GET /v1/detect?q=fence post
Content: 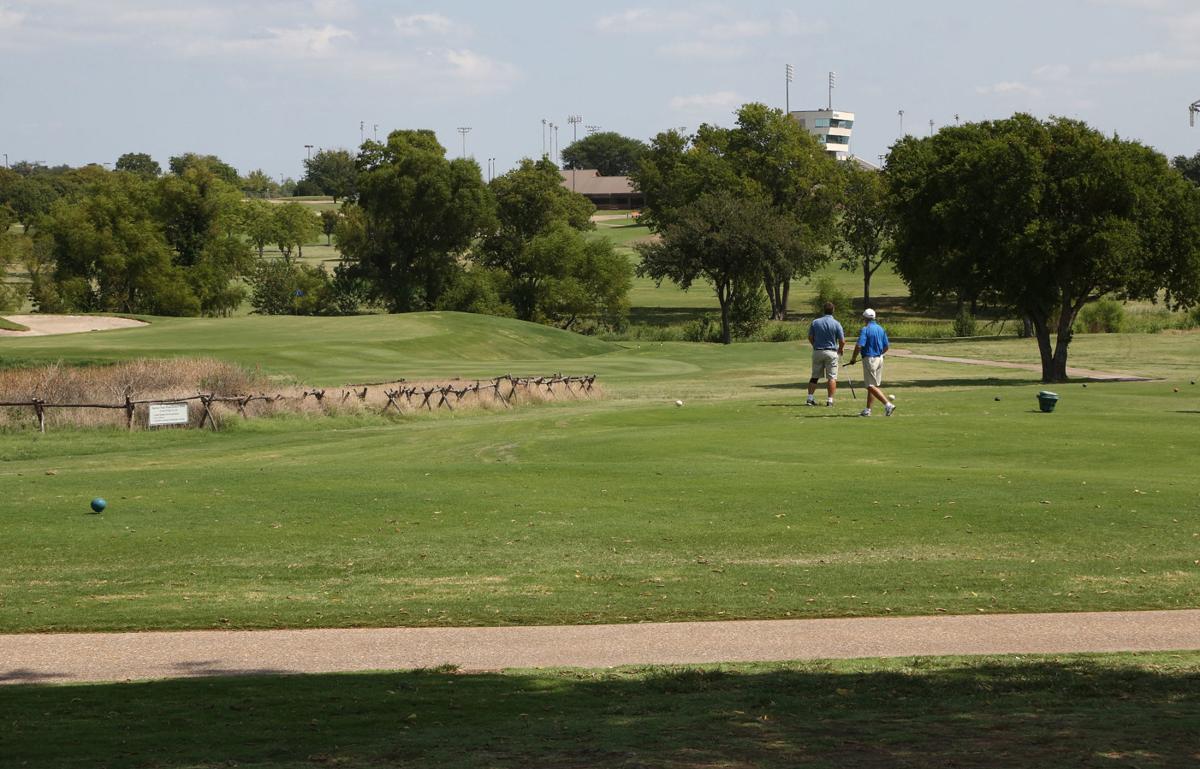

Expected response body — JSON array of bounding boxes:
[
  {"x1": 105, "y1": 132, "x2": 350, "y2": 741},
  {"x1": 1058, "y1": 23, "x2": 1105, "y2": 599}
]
[
  {"x1": 33, "y1": 399, "x2": 45, "y2": 433},
  {"x1": 124, "y1": 395, "x2": 135, "y2": 431}
]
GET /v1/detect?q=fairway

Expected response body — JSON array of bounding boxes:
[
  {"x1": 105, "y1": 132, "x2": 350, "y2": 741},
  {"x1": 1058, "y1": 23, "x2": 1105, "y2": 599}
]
[{"x1": 1, "y1": 314, "x2": 1198, "y2": 633}]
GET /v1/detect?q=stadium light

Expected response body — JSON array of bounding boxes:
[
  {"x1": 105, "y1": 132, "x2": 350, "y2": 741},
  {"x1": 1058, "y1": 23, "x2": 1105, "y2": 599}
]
[
  {"x1": 1191, "y1": 99, "x2": 1200, "y2": 127},
  {"x1": 457, "y1": 127, "x2": 472, "y2": 158}
]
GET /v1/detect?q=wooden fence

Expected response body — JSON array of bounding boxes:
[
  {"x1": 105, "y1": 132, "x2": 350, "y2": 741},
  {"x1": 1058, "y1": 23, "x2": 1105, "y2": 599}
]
[{"x1": 0, "y1": 374, "x2": 598, "y2": 433}]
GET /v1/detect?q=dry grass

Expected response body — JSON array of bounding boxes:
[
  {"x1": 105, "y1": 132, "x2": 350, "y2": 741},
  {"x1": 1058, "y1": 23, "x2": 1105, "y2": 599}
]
[{"x1": 0, "y1": 359, "x2": 603, "y2": 431}]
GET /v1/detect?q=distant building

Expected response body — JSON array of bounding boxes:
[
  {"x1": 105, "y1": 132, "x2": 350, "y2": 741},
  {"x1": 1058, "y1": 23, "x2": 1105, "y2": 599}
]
[
  {"x1": 788, "y1": 109, "x2": 855, "y2": 160},
  {"x1": 559, "y1": 169, "x2": 643, "y2": 210}
]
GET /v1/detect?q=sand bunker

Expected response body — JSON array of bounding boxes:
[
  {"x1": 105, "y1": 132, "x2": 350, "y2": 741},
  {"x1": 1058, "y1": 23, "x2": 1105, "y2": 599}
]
[{"x1": 0, "y1": 314, "x2": 148, "y2": 337}]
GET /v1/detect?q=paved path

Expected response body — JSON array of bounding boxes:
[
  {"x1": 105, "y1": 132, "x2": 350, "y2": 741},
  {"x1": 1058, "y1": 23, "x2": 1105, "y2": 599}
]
[
  {"x1": 3, "y1": 609, "x2": 1198, "y2": 685},
  {"x1": 889, "y1": 349, "x2": 1154, "y2": 381}
]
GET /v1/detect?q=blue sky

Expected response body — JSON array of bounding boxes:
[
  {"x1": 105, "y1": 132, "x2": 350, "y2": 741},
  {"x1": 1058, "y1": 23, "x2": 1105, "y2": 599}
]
[{"x1": 2, "y1": 0, "x2": 1198, "y2": 180}]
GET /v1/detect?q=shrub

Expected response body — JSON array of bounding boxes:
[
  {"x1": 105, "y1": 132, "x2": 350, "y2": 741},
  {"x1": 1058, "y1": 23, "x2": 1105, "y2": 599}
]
[
  {"x1": 728, "y1": 284, "x2": 770, "y2": 339},
  {"x1": 249, "y1": 260, "x2": 332, "y2": 315},
  {"x1": 1076, "y1": 298, "x2": 1125, "y2": 333},
  {"x1": 953, "y1": 307, "x2": 977, "y2": 337},
  {"x1": 808, "y1": 275, "x2": 852, "y2": 317}
]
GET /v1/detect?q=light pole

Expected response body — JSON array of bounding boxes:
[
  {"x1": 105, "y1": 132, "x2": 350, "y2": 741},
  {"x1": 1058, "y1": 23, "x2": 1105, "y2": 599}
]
[
  {"x1": 898, "y1": 109, "x2": 905, "y2": 136},
  {"x1": 373, "y1": 124, "x2": 378, "y2": 141},
  {"x1": 304, "y1": 144, "x2": 313, "y2": 160},
  {"x1": 878, "y1": 154, "x2": 885, "y2": 168},
  {"x1": 567, "y1": 114, "x2": 582, "y2": 188},
  {"x1": 541, "y1": 119, "x2": 548, "y2": 158},
  {"x1": 457, "y1": 127, "x2": 472, "y2": 158},
  {"x1": 1191, "y1": 99, "x2": 1200, "y2": 126},
  {"x1": 785, "y1": 63, "x2": 794, "y2": 114},
  {"x1": 359, "y1": 121, "x2": 364, "y2": 144},
  {"x1": 929, "y1": 119, "x2": 935, "y2": 137},
  {"x1": 827, "y1": 71, "x2": 836, "y2": 111},
  {"x1": 2, "y1": 153, "x2": 7, "y2": 168},
  {"x1": 954, "y1": 113, "x2": 960, "y2": 126}
]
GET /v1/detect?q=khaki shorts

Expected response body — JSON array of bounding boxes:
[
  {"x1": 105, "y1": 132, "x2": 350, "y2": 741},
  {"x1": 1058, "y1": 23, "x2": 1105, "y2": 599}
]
[
  {"x1": 811, "y1": 349, "x2": 839, "y2": 380},
  {"x1": 862, "y1": 356, "x2": 884, "y2": 387}
]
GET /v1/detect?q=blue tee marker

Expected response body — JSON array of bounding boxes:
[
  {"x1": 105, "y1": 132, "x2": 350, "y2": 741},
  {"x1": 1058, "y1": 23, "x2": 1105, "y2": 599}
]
[{"x1": 90, "y1": 498, "x2": 107, "y2": 513}]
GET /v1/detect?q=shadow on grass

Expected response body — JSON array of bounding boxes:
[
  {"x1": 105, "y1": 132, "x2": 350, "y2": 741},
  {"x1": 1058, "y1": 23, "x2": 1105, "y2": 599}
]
[
  {"x1": 629, "y1": 306, "x2": 711, "y2": 327},
  {"x1": 757, "y1": 377, "x2": 1041, "y2": 391},
  {"x1": 2, "y1": 656, "x2": 1197, "y2": 768}
]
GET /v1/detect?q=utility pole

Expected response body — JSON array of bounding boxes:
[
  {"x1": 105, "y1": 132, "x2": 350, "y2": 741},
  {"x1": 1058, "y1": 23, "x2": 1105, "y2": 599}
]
[
  {"x1": 785, "y1": 63, "x2": 794, "y2": 114},
  {"x1": 567, "y1": 114, "x2": 582, "y2": 189},
  {"x1": 827, "y1": 71, "x2": 836, "y2": 111},
  {"x1": 457, "y1": 126, "x2": 472, "y2": 158}
]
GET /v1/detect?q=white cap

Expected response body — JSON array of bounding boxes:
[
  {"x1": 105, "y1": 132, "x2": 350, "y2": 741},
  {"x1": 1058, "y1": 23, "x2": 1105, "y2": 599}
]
[{"x1": 862, "y1": 308, "x2": 876, "y2": 319}]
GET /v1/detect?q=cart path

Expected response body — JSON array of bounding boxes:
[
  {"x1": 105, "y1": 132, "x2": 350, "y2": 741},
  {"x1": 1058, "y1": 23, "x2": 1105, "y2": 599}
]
[
  {"x1": 3, "y1": 609, "x2": 1198, "y2": 685},
  {"x1": 889, "y1": 349, "x2": 1155, "y2": 381}
]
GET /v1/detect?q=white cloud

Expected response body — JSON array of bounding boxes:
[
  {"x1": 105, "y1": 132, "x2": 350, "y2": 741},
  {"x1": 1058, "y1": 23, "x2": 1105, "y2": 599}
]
[
  {"x1": 1091, "y1": 51, "x2": 1199, "y2": 73},
  {"x1": 669, "y1": 90, "x2": 741, "y2": 110},
  {"x1": 394, "y1": 13, "x2": 453, "y2": 37},
  {"x1": 194, "y1": 24, "x2": 353, "y2": 58},
  {"x1": 441, "y1": 47, "x2": 519, "y2": 88},
  {"x1": 699, "y1": 20, "x2": 770, "y2": 40},
  {"x1": 658, "y1": 41, "x2": 746, "y2": 59},
  {"x1": 975, "y1": 81, "x2": 1041, "y2": 96},
  {"x1": 312, "y1": 0, "x2": 355, "y2": 18},
  {"x1": 1032, "y1": 63, "x2": 1071, "y2": 81},
  {"x1": 596, "y1": 8, "x2": 696, "y2": 32},
  {"x1": 778, "y1": 10, "x2": 828, "y2": 36},
  {"x1": 0, "y1": 6, "x2": 26, "y2": 29}
]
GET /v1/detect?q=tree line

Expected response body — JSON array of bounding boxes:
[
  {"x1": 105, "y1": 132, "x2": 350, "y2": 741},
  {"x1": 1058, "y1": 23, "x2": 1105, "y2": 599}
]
[{"x1": 3, "y1": 109, "x2": 1199, "y2": 381}]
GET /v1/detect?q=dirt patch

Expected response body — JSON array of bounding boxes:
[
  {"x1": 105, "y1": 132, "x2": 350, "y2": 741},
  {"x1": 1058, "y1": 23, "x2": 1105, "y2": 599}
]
[{"x1": 0, "y1": 314, "x2": 147, "y2": 337}]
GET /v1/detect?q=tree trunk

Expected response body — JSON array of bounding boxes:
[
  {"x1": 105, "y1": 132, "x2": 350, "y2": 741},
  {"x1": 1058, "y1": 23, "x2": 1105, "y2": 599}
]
[
  {"x1": 862, "y1": 256, "x2": 872, "y2": 309},
  {"x1": 1049, "y1": 302, "x2": 1083, "y2": 382},
  {"x1": 717, "y1": 284, "x2": 732, "y2": 345},
  {"x1": 1030, "y1": 315, "x2": 1055, "y2": 383}
]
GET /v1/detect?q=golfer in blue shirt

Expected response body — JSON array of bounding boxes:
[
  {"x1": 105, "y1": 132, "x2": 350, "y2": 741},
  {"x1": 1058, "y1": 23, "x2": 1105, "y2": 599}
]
[
  {"x1": 806, "y1": 302, "x2": 845, "y2": 407},
  {"x1": 848, "y1": 308, "x2": 895, "y2": 417}
]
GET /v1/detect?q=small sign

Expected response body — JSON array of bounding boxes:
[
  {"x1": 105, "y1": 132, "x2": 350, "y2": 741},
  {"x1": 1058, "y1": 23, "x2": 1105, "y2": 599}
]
[{"x1": 148, "y1": 402, "x2": 189, "y2": 427}]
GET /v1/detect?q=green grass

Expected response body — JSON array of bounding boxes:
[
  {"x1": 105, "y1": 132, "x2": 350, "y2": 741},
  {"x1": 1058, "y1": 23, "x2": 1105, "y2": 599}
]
[
  {"x1": 1, "y1": 315, "x2": 1198, "y2": 633},
  {"x1": 0, "y1": 312, "x2": 617, "y2": 385},
  {"x1": 0, "y1": 316, "x2": 29, "y2": 332},
  {"x1": 2, "y1": 652, "x2": 1197, "y2": 768}
]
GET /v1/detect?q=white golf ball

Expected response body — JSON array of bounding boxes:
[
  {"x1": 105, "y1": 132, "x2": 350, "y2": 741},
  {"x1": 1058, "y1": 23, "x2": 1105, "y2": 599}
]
[
  {"x1": 675, "y1": 399, "x2": 684, "y2": 407},
  {"x1": 888, "y1": 394, "x2": 896, "y2": 401}
]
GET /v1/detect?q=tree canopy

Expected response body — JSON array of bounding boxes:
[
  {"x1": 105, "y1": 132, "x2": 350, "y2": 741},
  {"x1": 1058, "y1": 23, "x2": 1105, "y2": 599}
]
[
  {"x1": 888, "y1": 114, "x2": 1200, "y2": 381},
  {"x1": 561, "y1": 132, "x2": 648, "y2": 177},
  {"x1": 335, "y1": 130, "x2": 494, "y2": 312},
  {"x1": 303, "y1": 148, "x2": 358, "y2": 201},
  {"x1": 833, "y1": 163, "x2": 893, "y2": 307},
  {"x1": 115, "y1": 152, "x2": 161, "y2": 179},
  {"x1": 633, "y1": 103, "x2": 841, "y2": 322},
  {"x1": 474, "y1": 158, "x2": 628, "y2": 328}
]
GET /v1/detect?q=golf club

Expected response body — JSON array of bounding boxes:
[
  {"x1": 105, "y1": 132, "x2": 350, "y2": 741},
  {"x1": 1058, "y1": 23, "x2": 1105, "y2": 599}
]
[{"x1": 845, "y1": 362, "x2": 857, "y2": 399}]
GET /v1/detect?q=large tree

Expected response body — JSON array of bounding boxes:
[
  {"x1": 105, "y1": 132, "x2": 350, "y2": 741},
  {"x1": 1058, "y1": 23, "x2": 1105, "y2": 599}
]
[
  {"x1": 34, "y1": 173, "x2": 199, "y2": 315},
  {"x1": 271, "y1": 201, "x2": 321, "y2": 264},
  {"x1": 833, "y1": 163, "x2": 893, "y2": 307},
  {"x1": 889, "y1": 114, "x2": 1200, "y2": 382},
  {"x1": 637, "y1": 193, "x2": 800, "y2": 344},
  {"x1": 335, "y1": 130, "x2": 493, "y2": 312},
  {"x1": 476, "y1": 158, "x2": 629, "y2": 327},
  {"x1": 168, "y1": 153, "x2": 240, "y2": 185},
  {"x1": 633, "y1": 103, "x2": 841, "y2": 320},
  {"x1": 1174, "y1": 151, "x2": 1200, "y2": 186},
  {"x1": 561, "y1": 131, "x2": 648, "y2": 177},
  {"x1": 115, "y1": 152, "x2": 161, "y2": 179},
  {"x1": 303, "y1": 148, "x2": 358, "y2": 202}
]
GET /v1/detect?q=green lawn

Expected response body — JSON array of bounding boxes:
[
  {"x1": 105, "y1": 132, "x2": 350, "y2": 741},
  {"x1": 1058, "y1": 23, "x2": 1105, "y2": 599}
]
[
  {"x1": 3, "y1": 652, "x2": 1197, "y2": 768},
  {"x1": 1, "y1": 314, "x2": 1198, "y2": 633}
]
